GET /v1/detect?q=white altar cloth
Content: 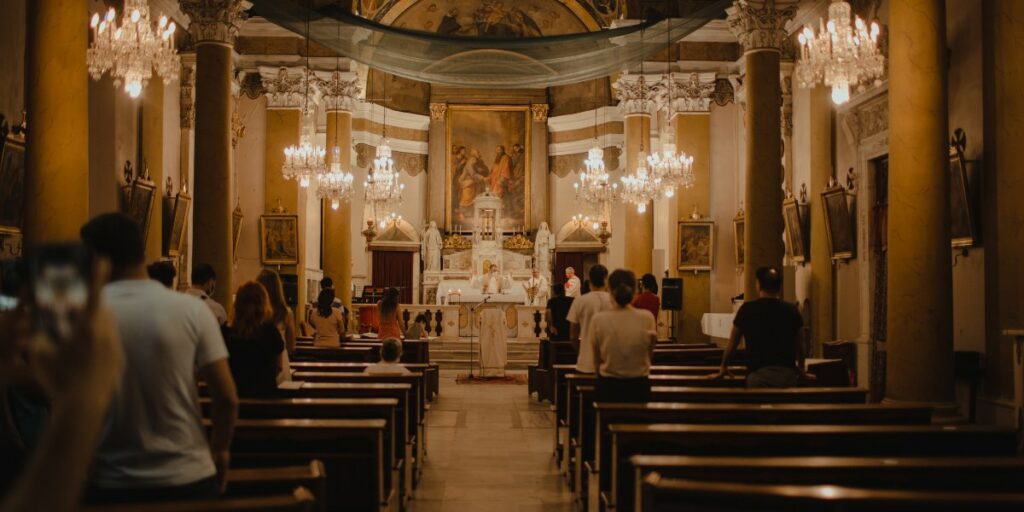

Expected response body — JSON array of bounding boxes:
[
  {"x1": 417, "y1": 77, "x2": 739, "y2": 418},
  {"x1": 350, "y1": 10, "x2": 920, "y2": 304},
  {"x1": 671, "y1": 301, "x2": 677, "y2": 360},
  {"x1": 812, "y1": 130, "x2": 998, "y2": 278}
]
[
  {"x1": 478, "y1": 308, "x2": 508, "y2": 377},
  {"x1": 436, "y1": 280, "x2": 527, "y2": 305}
]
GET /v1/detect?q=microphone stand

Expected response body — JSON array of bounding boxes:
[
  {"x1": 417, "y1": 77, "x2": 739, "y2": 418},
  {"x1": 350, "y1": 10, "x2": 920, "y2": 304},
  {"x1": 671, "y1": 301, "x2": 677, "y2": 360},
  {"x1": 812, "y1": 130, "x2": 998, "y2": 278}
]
[{"x1": 468, "y1": 294, "x2": 490, "y2": 380}]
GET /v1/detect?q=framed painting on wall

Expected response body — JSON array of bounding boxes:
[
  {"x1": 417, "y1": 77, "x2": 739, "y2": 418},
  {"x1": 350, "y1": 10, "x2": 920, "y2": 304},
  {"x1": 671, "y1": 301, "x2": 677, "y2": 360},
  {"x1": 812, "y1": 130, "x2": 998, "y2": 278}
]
[
  {"x1": 232, "y1": 206, "x2": 244, "y2": 262},
  {"x1": 732, "y1": 210, "x2": 745, "y2": 267},
  {"x1": 162, "y1": 191, "x2": 191, "y2": 258},
  {"x1": 260, "y1": 214, "x2": 299, "y2": 266},
  {"x1": 783, "y1": 197, "x2": 810, "y2": 263},
  {"x1": 677, "y1": 220, "x2": 714, "y2": 271},
  {"x1": 445, "y1": 105, "x2": 530, "y2": 232},
  {"x1": 949, "y1": 141, "x2": 975, "y2": 247},
  {"x1": 821, "y1": 186, "x2": 856, "y2": 260},
  {"x1": 0, "y1": 130, "x2": 26, "y2": 231},
  {"x1": 122, "y1": 179, "x2": 157, "y2": 243}
]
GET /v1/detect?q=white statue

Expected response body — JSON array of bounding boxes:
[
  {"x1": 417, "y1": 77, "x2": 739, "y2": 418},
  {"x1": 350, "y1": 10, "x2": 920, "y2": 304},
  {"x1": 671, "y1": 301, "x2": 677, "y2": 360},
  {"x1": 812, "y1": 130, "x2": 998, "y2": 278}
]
[
  {"x1": 534, "y1": 221, "x2": 553, "y2": 272},
  {"x1": 422, "y1": 220, "x2": 443, "y2": 271},
  {"x1": 522, "y1": 268, "x2": 550, "y2": 306}
]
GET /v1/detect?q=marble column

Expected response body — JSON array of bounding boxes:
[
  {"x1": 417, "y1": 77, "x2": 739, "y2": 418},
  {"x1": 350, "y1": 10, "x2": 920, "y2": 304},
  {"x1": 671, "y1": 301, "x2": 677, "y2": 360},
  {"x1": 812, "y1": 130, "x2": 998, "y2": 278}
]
[
  {"x1": 180, "y1": 0, "x2": 246, "y2": 306},
  {"x1": 671, "y1": 72, "x2": 715, "y2": 343},
  {"x1": 319, "y1": 70, "x2": 360, "y2": 312},
  {"x1": 24, "y1": 0, "x2": 90, "y2": 244},
  {"x1": 141, "y1": 81, "x2": 165, "y2": 261},
  {"x1": 617, "y1": 74, "x2": 654, "y2": 275},
  {"x1": 983, "y1": 0, "x2": 1024, "y2": 423},
  {"x1": 727, "y1": 0, "x2": 796, "y2": 298},
  {"x1": 885, "y1": 0, "x2": 953, "y2": 407},
  {"x1": 808, "y1": 85, "x2": 834, "y2": 352}
]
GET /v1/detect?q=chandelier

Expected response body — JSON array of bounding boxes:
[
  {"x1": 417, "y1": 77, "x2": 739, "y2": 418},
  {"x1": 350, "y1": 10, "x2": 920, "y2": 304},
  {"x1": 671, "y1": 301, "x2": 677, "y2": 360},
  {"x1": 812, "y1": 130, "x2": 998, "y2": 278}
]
[
  {"x1": 574, "y1": 143, "x2": 618, "y2": 221},
  {"x1": 87, "y1": 0, "x2": 179, "y2": 98},
  {"x1": 647, "y1": 132, "x2": 695, "y2": 197},
  {"x1": 794, "y1": 0, "x2": 884, "y2": 105},
  {"x1": 620, "y1": 151, "x2": 663, "y2": 214},
  {"x1": 317, "y1": 147, "x2": 355, "y2": 210},
  {"x1": 283, "y1": 111, "x2": 328, "y2": 188},
  {"x1": 364, "y1": 140, "x2": 405, "y2": 226}
]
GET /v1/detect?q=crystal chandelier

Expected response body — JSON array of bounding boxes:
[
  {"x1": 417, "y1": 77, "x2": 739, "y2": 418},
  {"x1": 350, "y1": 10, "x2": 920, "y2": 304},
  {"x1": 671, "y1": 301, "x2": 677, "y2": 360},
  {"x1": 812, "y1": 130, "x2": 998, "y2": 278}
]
[
  {"x1": 574, "y1": 143, "x2": 618, "y2": 221},
  {"x1": 364, "y1": 140, "x2": 405, "y2": 226},
  {"x1": 620, "y1": 152, "x2": 662, "y2": 214},
  {"x1": 283, "y1": 111, "x2": 328, "y2": 188},
  {"x1": 87, "y1": 0, "x2": 179, "y2": 98},
  {"x1": 647, "y1": 133, "x2": 695, "y2": 197},
  {"x1": 795, "y1": 0, "x2": 884, "y2": 105},
  {"x1": 317, "y1": 147, "x2": 355, "y2": 210}
]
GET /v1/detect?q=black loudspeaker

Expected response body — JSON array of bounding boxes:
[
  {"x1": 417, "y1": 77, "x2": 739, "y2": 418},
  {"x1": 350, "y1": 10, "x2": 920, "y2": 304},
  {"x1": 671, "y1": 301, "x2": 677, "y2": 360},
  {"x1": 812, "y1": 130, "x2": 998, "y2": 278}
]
[
  {"x1": 661, "y1": 278, "x2": 683, "y2": 311},
  {"x1": 280, "y1": 273, "x2": 299, "y2": 308}
]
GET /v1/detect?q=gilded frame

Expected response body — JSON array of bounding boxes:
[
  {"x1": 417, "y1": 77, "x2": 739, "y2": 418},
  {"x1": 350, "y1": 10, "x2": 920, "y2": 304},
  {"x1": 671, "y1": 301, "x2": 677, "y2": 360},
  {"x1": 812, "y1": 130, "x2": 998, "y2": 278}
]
[
  {"x1": 821, "y1": 186, "x2": 856, "y2": 260},
  {"x1": 259, "y1": 214, "x2": 300, "y2": 266},
  {"x1": 677, "y1": 220, "x2": 715, "y2": 271},
  {"x1": 782, "y1": 197, "x2": 810, "y2": 264},
  {"x1": 732, "y1": 211, "x2": 745, "y2": 267},
  {"x1": 445, "y1": 104, "x2": 531, "y2": 233},
  {"x1": 949, "y1": 143, "x2": 975, "y2": 248},
  {"x1": 162, "y1": 191, "x2": 191, "y2": 258}
]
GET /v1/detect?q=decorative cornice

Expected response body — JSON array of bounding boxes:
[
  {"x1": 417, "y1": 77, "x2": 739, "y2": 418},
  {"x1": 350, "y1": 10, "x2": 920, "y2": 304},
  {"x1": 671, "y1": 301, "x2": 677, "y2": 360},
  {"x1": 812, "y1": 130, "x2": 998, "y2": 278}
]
[
  {"x1": 180, "y1": 0, "x2": 248, "y2": 45},
  {"x1": 726, "y1": 0, "x2": 798, "y2": 53},
  {"x1": 614, "y1": 73, "x2": 658, "y2": 116},
  {"x1": 315, "y1": 70, "x2": 361, "y2": 113},
  {"x1": 531, "y1": 104, "x2": 549, "y2": 122},
  {"x1": 429, "y1": 103, "x2": 447, "y2": 121},
  {"x1": 179, "y1": 65, "x2": 195, "y2": 129},
  {"x1": 260, "y1": 66, "x2": 316, "y2": 110}
]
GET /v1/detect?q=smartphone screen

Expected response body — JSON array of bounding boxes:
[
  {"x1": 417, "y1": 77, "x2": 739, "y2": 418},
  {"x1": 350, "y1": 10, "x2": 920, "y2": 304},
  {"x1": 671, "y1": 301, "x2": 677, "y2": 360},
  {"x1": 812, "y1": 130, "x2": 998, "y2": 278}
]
[{"x1": 29, "y1": 243, "x2": 92, "y2": 343}]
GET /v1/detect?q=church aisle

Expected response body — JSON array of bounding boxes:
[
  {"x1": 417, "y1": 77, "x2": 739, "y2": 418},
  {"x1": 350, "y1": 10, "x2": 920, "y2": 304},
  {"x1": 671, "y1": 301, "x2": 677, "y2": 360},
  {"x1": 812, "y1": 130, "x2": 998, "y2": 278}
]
[{"x1": 408, "y1": 371, "x2": 573, "y2": 511}]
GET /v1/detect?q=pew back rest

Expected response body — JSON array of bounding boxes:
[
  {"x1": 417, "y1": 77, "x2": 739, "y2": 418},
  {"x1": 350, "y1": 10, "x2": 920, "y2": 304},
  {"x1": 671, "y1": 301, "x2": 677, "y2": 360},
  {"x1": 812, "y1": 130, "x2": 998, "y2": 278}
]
[{"x1": 82, "y1": 487, "x2": 316, "y2": 512}]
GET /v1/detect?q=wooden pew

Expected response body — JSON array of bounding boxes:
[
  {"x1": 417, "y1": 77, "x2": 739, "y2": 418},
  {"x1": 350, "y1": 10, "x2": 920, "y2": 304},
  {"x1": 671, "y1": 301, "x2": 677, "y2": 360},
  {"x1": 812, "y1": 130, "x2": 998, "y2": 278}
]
[
  {"x1": 290, "y1": 361, "x2": 440, "y2": 401},
  {"x1": 607, "y1": 424, "x2": 1018, "y2": 512},
  {"x1": 227, "y1": 462, "x2": 327, "y2": 512},
  {"x1": 639, "y1": 473, "x2": 1024, "y2": 512},
  {"x1": 651, "y1": 348, "x2": 728, "y2": 365},
  {"x1": 292, "y1": 345, "x2": 374, "y2": 362},
  {"x1": 82, "y1": 487, "x2": 317, "y2": 512},
  {"x1": 225, "y1": 418, "x2": 388, "y2": 512}
]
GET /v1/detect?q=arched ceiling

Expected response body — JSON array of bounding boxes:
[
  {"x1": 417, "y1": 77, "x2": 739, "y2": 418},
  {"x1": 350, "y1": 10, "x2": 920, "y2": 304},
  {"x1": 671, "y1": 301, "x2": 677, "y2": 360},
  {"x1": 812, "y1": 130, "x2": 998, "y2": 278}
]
[{"x1": 360, "y1": 0, "x2": 625, "y2": 33}]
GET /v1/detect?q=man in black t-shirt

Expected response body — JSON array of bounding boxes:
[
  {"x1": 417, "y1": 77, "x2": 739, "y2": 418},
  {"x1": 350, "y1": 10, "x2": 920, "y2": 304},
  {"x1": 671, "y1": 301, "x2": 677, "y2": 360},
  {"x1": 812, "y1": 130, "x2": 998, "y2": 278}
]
[
  {"x1": 545, "y1": 282, "x2": 574, "y2": 342},
  {"x1": 711, "y1": 267, "x2": 807, "y2": 387}
]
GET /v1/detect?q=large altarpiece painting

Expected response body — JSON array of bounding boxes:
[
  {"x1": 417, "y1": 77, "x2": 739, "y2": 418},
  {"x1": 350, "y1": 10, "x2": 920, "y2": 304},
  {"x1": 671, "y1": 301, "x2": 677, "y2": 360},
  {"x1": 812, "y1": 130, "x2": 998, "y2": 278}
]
[{"x1": 445, "y1": 105, "x2": 530, "y2": 232}]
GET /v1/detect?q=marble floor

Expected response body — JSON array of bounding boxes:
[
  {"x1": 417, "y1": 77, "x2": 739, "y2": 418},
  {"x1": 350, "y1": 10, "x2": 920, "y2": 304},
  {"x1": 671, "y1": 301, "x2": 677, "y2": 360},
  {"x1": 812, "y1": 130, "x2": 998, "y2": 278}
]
[{"x1": 407, "y1": 370, "x2": 573, "y2": 512}]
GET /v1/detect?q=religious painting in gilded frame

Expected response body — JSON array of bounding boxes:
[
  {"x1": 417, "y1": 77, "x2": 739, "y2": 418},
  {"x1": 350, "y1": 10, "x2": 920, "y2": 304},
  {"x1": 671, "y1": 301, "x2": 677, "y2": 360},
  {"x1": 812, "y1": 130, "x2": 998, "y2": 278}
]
[
  {"x1": 445, "y1": 105, "x2": 530, "y2": 233},
  {"x1": 122, "y1": 178, "x2": 157, "y2": 243},
  {"x1": 732, "y1": 210, "x2": 745, "y2": 267},
  {"x1": 677, "y1": 220, "x2": 714, "y2": 271},
  {"x1": 232, "y1": 206, "x2": 244, "y2": 262},
  {"x1": 782, "y1": 197, "x2": 810, "y2": 263},
  {"x1": 949, "y1": 139, "x2": 975, "y2": 248},
  {"x1": 162, "y1": 191, "x2": 191, "y2": 258},
  {"x1": 259, "y1": 214, "x2": 299, "y2": 266},
  {"x1": 821, "y1": 185, "x2": 856, "y2": 260},
  {"x1": 0, "y1": 127, "x2": 26, "y2": 232}
]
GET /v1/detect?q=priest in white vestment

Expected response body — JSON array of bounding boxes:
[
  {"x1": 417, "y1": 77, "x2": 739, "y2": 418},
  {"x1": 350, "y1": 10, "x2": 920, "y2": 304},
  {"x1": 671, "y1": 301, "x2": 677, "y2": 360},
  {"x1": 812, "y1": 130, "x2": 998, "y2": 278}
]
[
  {"x1": 522, "y1": 268, "x2": 549, "y2": 306},
  {"x1": 564, "y1": 267, "x2": 582, "y2": 298},
  {"x1": 481, "y1": 266, "x2": 510, "y2": 294}
]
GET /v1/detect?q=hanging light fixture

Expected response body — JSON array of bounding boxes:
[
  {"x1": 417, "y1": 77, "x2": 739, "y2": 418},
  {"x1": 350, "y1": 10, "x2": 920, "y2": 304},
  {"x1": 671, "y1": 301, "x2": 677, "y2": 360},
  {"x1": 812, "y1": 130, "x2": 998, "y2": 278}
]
[
  {"x1": 795, "y1": 0, "x2": 884, "y2": 105},
  {"x1": 87, "y1": 0, "x2": 179, "y2": 98},
  {"x1": 574, "y1": 100, "x2": 617, "y2": 227},
  {"x1": 649, "y1": 26, "x2": 695, "y2": 196},
  {"x1": 619, "y1": 29, "x2": 662, "y2": 214},
  {"x1": 316, "y1": 7, "x2": 356, "y2": 210},
  {"x1": 282, "y1": 2, "x2": 328, "y2": 188},
  {"x1": 363, "y1": 72, "x2": 405, "y2": 226}
]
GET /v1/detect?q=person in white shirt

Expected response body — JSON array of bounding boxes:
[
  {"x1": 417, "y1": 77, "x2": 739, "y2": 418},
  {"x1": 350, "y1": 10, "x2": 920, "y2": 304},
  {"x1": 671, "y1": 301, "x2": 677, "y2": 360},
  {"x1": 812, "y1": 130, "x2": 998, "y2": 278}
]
[
  {"x1": 522, "y1": 267, "x2": 549, "y2": 306},
  {"x1": 482, "y1": 265, "x2": 508, "y2": 294},
  {"x1": 564, "y1": 267, "x2": 581, "y2": 298},
  {"x1": 565, "y1": 264, "x2": 612, "y2": 373},
  {"x1": 80, "y1": 213, "x2": 238, "y2": 504},
  {"x1": 365, "y1": 338, "x2": 412, "y2": 375},
  {"x1": 588, "y1": 269, "x2": 657, "y2": 403},
  {"x1": 186, "y1": 263, "x2": 228, "y2": 326}
]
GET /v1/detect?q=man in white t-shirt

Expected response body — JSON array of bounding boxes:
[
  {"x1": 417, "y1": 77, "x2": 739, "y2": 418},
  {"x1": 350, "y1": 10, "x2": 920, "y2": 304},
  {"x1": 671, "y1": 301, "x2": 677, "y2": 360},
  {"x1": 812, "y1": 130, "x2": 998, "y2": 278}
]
[
  {"x1": 365, "y1": 338, "x2": 412, "y2": 375},
  {"x1": 565, "y1": 264, "x2": 612, "y2": 373},
  {"x1": 81, "y1": 213, "x2": 239, "y2": 503}
]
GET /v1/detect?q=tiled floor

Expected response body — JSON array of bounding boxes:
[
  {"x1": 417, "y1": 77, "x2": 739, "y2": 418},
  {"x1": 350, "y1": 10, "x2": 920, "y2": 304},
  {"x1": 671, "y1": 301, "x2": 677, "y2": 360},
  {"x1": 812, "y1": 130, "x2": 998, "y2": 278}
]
[{"x1": 407, "y1": 370, "x2": 573, "y2": 511}]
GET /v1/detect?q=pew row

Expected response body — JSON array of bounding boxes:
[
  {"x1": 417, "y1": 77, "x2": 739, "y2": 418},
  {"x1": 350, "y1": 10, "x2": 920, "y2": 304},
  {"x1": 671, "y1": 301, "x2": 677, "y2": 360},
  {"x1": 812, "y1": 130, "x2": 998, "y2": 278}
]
[
  {"x1": 290, "y1": 361, "x2": 440, "y2": 401},
  {"x1": 82, "y1": 487, "x2": 317, "y2": 512},
  {"x1": 226, "y1": 462, "x2": 327, "y2": 512}
]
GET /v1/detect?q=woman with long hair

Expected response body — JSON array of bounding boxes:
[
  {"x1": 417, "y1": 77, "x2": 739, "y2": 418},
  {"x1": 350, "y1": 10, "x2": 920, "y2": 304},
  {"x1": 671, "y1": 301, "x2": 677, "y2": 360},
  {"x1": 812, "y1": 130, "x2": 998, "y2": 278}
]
[
  {"x1": 587, "y1": 269, "x2": 657, "y2": 403},
  {"x1": 256, "y1": 269, "x2": 296, "y2": 383},
  {"x1": 310, "y1": 288, "x2": 344, "y2": 347},
  {"x1": 223, "y1": 281, "x2": 285, "y2": 397},
  {"x1": 632, "y1": 273, "x2": 661, "y2": 320},
  {"x1": 377, "y1": 287, "x2": 402, "y2": 339}
]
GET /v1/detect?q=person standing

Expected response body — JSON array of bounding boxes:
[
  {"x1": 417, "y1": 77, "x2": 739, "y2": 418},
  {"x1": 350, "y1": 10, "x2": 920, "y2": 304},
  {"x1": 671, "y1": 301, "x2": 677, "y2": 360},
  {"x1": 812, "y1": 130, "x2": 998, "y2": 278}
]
[
  {"x1": 566, "y1": 265, "x2": 612, "y2": 373},
  {"x1": 222, "y1": 282, "x2": 285, "y2": 398},
  {"x1": 377, "y1": 287, "x2": 403, "y2": 340},
  {"x1": 589, "y1": 269, "x2": 657, "y2": 403},
  {"x1": 186, "y1": 263, "x2": 227, "y2": 326},
  {"x1": 564, "y1": 267, "x2": 581, "y2": 298},
  {"x1": 255, "y1": 269, "x2": 296, "y2": 384},
  {"x1": 522, "y1": 267, "x2": 549, "y2": 306},
  {"x1": 711, "y1": 267, "x2": 808, "y2": 387},
  {"x1": 632, "y1": 273, "x2": 661, "y2": 321},
  {"x1": 545, "y1": 282, "x2": 574, "y2": 342},
  {"x1": 80, "y1": 213, "x2": 238, "y2": 503},
  {"x1": 310, "y1": 289, "x2": 345, "y2": 347}
]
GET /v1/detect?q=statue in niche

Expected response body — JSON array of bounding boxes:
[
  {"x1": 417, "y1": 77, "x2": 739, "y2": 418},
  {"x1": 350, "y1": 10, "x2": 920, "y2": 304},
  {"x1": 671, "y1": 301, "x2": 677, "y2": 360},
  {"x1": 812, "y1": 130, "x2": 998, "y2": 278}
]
[
  {"x1": 534, "y1": 221, "x2": 553, "y2": 272},
  {"x1": 422, "y1": 220, "x2": 443, "y2": 271}
]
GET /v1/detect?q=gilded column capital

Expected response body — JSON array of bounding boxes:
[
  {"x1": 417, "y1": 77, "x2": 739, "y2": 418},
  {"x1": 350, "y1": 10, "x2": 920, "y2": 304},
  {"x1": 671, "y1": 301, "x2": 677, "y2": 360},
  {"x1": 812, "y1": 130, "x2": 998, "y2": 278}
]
[
  {"x1": 180, "y1": 0, "x2": 248, "y2": 46},
  {"x1": 316, "y1": 70, "x2": 362, "y2": 113},
  {"x1": 429, "y1": 103, "x2": 447, "y2": 121},
  {"x1": 614, "y1": 73, "x2": 657, "y2": 116},
  {"x1": 260, "y1": 66, "x2": 317, "y2": 110},
  {"x1": 726, "y1": 0, "x2": 797, "y2": 53},
  {"x1": 665, "y1": 72, "x2": 716, "y2": 114},
  {"x1": 530, "y1": 104, "x2": 549, "y2": 122}
]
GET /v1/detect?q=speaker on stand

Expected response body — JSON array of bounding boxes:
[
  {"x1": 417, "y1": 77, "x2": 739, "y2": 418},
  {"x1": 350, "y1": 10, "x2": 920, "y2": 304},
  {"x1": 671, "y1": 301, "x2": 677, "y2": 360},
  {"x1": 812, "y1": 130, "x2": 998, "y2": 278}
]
[{"x1": 661, "y1": 278, "x2": 683, "y2": 342}]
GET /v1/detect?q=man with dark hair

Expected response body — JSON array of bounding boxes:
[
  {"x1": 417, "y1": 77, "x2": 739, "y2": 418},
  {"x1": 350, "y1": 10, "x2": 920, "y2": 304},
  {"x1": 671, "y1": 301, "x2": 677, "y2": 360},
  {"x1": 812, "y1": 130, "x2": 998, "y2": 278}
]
[
  {"x1": 545, "y1": 281, "x2": 574, "y2": 342},
  {"x1": 320, "y1": 277, "x2": 334, "y2": 290},
  {"x1": 566, "y1": 264, "x2": 612, "y2": 373},
  {"x1": 712, "y1": 266, "x2": 807, "y2": 387},
  {"x1": 79, "y1": 213, "x2": 238, "y2": 503},
  {"x1": 146, "y1": 261, "x2": 177, "y2": 289},
  {"x1": 187, "y1": 263, "x2": 227, "y2": 326}
]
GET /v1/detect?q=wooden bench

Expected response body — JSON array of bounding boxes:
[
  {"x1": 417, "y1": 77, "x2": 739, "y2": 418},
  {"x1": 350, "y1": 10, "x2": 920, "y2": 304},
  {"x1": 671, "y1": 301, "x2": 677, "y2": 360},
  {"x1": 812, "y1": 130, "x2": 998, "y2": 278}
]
[
  {"x1": 82, "y1": 487, "x2": 317, "y2": 512},
  {"x1": 227, "y1": 462, "x2": 327, "y2": 512},
  {"x1": 651, "y1": 348, "x2": 728, "y2": 365},
  {"x1": 640, "y1": 473, "x2": 1024, "y2": 512},
  {"x1": 292, "y1": 345, "x2": 374, "y2": 362},
  {"x1": 290, "y1": 361, "x2": 440, "y2": 400},
  {"x1": 224, "y1": 418, "x2": 388, "y2": 512},
  {"x1": 607, "y1": 424, "x2": 1018, "y2": 512}
]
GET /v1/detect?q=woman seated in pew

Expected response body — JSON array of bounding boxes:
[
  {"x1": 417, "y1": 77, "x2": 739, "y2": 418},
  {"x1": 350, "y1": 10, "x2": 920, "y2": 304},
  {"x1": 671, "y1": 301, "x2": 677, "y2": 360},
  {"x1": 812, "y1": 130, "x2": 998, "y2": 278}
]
[
  {"x1": 377, "y1": 288, "x2": 403, "y2": 340},
  {"x1": 364, "y1": 338, "x2": 412, "y2": 375},
  {"x1": 256, "y1": 269, "x2": 296, "y2": 384},
  {"x1": 223, "y1": 282, "x2": 285, "y2": 398},
  {"x1": 588, "y1": 269, "x2": 658, "y2": 403},
  {"x1": 310, "y1": 289, "x2": 345, "y2": 347}
]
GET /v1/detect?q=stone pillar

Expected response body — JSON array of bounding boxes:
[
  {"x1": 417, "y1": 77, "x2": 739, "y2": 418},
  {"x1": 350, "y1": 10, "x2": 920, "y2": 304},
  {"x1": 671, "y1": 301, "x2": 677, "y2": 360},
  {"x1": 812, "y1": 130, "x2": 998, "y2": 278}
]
[
  {"x1": 319, "y1": 70, "x2": 360, "y2": 312},
  {"x1": 24, "y1": 0, "x2": 90, "y2": 244},
  {"x1": 180, "y1": 0, "x2": 246, "y2": 306},
  {"x1": 885, "y1": 0, "x2": 953, "y2": 407},
  {"x1": 671, "y1": 72, "x2": 715, "y2": 343},
  {"x1": 617, "y1": 74, "x2": 655, "y2": 274},
  {"x1": 983, "y1": 0, "x2": 1024, "y2": 410},
  {"x1": 727, "y1": 0, "x2": 796, "y2": 298},
  {"x1": 808, "y1": 85, "x2": 834, "y2": 352},
  {"x1": 141, "y1": 81, "x2": 165, "y2": 261},
  {"x1": 177, "y1": 59, "x2": 196, "y2": 290}
]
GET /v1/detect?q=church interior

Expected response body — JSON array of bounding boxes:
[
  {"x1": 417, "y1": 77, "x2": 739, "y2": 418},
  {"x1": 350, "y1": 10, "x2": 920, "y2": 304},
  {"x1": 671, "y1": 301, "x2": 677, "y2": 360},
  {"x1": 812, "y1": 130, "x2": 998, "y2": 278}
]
[{"x1": 2, "y1": 0, "x2": 1024, "y2": 510}]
